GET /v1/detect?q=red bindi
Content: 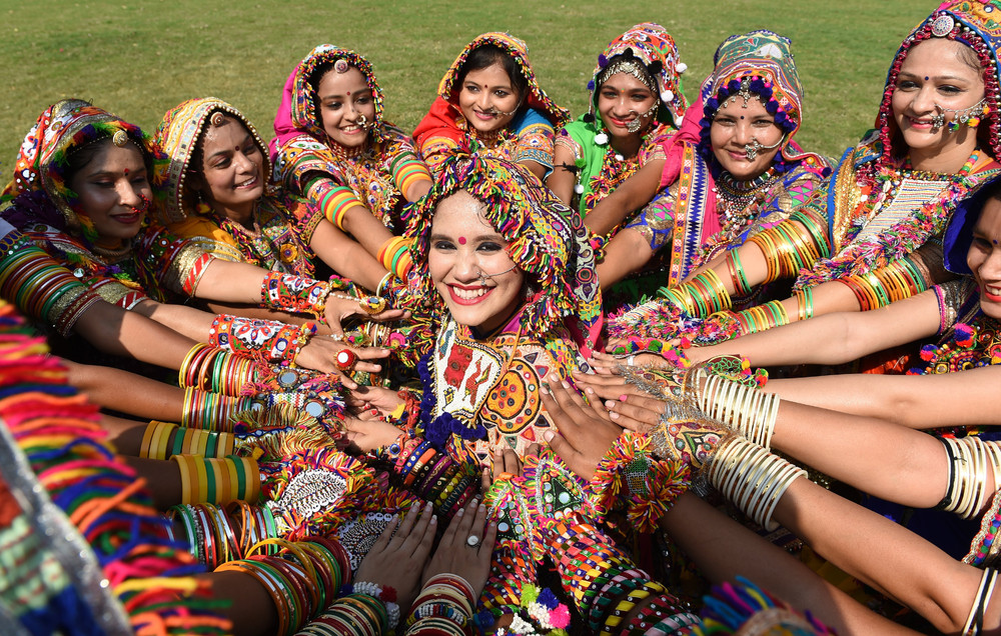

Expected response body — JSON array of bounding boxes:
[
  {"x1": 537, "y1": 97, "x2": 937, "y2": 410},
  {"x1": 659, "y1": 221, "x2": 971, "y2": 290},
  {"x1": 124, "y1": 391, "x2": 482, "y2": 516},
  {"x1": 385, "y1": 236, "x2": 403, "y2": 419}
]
[
  {"x1": 458, "y1": 236, "x2": 467, "y2": 245},
  {"x1": 123, "y1": 168, "x2": 129, "y2": 176}
]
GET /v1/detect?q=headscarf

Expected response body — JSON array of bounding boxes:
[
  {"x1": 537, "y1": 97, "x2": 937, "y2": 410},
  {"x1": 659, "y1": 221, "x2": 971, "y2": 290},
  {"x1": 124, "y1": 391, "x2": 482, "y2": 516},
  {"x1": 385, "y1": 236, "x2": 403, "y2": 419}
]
[
  {"x1": 413, "y1": 33, "x2": 570, "y2": 150},
  {"x1": 155, "y1": 97, "x2": 272, "y2": 224},
  {"x1": 944, "y1": 171, "x2": 1001, "y2": 274},
  {"x1": 2, "y1": 99, "x2": 156, "y2": 244},
  {"x1": 697, "y1": 30, "x2": 827, "y2": 173},
  {"x1": 404, "y1": 154, "x2": 601, "y2": 352},
  {"x1": 875, "y1": 0, "x2": 1001, "y2": 169},
  {"x1": 585, "y1": 22, "x2": 687, "y2": 129},
  {"x1": 270, "y1": 44, "x2": 388, "y2": 160}
]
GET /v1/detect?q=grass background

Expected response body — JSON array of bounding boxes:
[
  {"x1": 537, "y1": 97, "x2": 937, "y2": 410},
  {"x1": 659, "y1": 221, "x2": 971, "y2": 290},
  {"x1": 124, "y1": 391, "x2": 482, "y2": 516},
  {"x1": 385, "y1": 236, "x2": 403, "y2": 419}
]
[{"x1": 1, "y1": 1, "x2": 931, "y2": 171}]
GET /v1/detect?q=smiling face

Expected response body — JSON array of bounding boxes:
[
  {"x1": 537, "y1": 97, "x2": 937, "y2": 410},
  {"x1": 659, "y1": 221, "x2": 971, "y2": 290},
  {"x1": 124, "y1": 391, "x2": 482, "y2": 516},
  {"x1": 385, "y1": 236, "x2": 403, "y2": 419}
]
[
  {"x1": 597, "y1": 72, "x2": 657, "y2": 142},
  {"x1": 197, "y1": 115, "x2": 265, "y2": 222},
  {"x1": 710, "y1": 95, "x2": 784, "y2": 180},
  {"x1": 891, "y1": 38, "x2": 985, "y2": 170},
  {"x1": 458, "y1": 62, "x2": 521, "y2": 134},
  {"x1": 316, "y1": 65, "x2": 376, "y2": 148},
  {"x1": 968, "y1": 196, "x2": 1001, "y2": 319},
  {"x1": 429, "y1": 190, "x2": 525, "y2": 333},
  {"x1": 68, "y1": 139, "x2": 151, "y2": 249}
]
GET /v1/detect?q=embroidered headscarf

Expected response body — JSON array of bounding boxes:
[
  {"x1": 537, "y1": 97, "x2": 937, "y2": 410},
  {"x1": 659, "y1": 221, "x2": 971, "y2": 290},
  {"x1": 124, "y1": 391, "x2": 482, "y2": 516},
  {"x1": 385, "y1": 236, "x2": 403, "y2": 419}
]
[
  {"x1": 586, "y1": 22, "x2": 688, "y2": 129},
  {"x1": 271, "y1": 43, "x2": 388, "y2": 160},
  {"x1": 404, "y1": 154, "x2": 601, "y2": 352},
  {"x1": 155, "y1": 97, "x2": 271, "y2": 224},
  {"x1": 1, "y1": 99, "x2": 157, "y2": 246},
  {"x1": 875, "y1": 0, "x2": 1001, "y2": 169},
  {"x1": 413, "y1": 33, "x2": 570, "y2": 149},
  {"x1": 698, "y1": 30, "x2": 826, "y2": 173}
]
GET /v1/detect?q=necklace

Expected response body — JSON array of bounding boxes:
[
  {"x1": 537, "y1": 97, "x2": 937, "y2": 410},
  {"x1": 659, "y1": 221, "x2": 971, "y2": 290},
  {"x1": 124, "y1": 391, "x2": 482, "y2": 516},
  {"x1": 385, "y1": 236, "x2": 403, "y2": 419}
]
[
  {"x1": 91, "y1": 241, "x2": 132, "y2": 261},
  {"x1": 713, "y1": 166, "x2": 780, "y2": 235}
]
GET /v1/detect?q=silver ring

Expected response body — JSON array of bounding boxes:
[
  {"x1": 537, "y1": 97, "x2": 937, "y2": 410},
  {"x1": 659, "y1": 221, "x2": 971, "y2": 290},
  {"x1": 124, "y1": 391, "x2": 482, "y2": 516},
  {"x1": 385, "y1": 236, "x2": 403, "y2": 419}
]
[{"x1": 466, "y1": 535, "x2": 480, "y2": 547}]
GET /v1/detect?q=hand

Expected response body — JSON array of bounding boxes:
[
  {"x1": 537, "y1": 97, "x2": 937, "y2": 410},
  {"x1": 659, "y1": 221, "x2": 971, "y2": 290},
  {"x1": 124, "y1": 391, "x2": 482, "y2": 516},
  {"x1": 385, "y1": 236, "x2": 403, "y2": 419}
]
[
  {"x1": 572, "y1": 370, "x2": 647, "y2": 402},
  {"x1": 341, "y1": 416, "x2": 403, "y2": 453},
  {"x1": 355, "y1": 501, "x2": 436, "y2": 613},
  {"x1": 538, "y1": 375, "x2": 622, "y2": 480},
  {"x1": 348, "y1": 385, "x2": 405, "y2": 419},
  {"x1": 589, "y1": 350, "x2": 669, "y2": 374},
  {"x1": 323, "y1": 295, "x2": 409, "y2": 338},
  {"x1": 603, "y1": 393, "x2": 666, "y2": 435},
  {"x1": 480, "y1": 444, "x2": 539, "y2": 489},
  {"x1": 294, "y1": 339, "x2": 390, "y2": 389},
  {"x1": 421, "y1": 498, "x2": 496, "y2": 599}
]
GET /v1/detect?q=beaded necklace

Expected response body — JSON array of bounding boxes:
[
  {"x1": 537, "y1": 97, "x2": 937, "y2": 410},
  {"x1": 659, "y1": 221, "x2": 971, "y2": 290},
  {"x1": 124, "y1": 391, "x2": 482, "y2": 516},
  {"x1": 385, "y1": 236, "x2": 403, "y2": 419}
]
[
  {"x1": 713, "y1": 166, "x2": 781, "y2": 237},
  {"x1": 909, "y1": 315, "x2": 1001, "y2": 375},
  {"x1": 581, "y1": 122, "x2": 670, "y2": 217}
]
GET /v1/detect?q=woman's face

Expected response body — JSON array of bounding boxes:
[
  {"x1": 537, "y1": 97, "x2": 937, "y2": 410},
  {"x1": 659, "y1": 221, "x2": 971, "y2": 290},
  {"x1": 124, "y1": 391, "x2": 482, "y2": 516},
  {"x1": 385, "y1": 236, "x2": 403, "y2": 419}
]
[
  {"x1": 69, "y1": 140, "x2": 150, "y2": 248},
  {"x1": 710, "y1": 95, "x2": 784, "y2": 180},
  {"x1": 598, "y1": 72, "x2": 657, "y2": 141},
  {"x1": 968, "y1": 196, "x2": 1001, "y2": 319},
  {"x1": 198, "y1": 115, "x2": 265, "y2": 218},
  {"x1": 891, "y1": 38, "x2": 985, "y2": 159},
  {"x1": 429, "y1": 190, "x2": 525, "y2": 333},
  {"x1": 316, "y1": 66, "x2": 376, "y2": 148},
  {"x1": 458, "y1": 62, "x2": 520, "y2": 134}
]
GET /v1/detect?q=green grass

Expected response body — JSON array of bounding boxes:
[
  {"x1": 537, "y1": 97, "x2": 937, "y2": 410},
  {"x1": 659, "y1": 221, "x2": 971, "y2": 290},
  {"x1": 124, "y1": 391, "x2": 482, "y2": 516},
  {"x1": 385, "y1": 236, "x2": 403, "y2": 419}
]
[{"x1": 0, "y1": 0, "x2": 930, "y2": 172}]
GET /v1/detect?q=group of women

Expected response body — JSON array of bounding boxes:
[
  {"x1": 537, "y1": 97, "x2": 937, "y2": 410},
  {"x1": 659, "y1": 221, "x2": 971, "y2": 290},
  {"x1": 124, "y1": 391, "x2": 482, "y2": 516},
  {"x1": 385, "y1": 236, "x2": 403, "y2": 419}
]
[{"x1": 3, "y1": 0, "x2": 1001, "y2": 634}]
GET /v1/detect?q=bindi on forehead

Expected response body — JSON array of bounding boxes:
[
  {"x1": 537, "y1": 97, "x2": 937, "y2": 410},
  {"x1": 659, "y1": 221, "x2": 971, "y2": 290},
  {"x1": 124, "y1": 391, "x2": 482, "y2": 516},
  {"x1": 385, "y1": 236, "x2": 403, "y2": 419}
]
[{"x1": 458, "y1": 236, "x2": 467, "y2": 245}]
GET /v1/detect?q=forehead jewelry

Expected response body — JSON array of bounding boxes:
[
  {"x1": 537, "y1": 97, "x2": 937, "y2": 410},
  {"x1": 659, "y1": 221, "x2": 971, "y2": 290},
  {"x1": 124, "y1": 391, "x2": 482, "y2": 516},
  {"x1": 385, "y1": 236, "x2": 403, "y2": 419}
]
[
  {"x1": 598, "y1": 58, "x2": 657, "y2": 94},
  {"x1": 745, "y1": 135, "x2": 785, "y2": 161},
  {"x1": 210, "y1": 111, "x2": 226, "y2": 127},
  {"x1": 112, "y1": 130, "x2": 129, "y2": 147},
  {"x1": 931, "y1": 97, "x2": 990, "y2": 132},
  {"x1": 722, "y1": 77, "x2": 755, "y2": 110},
  {"x1": 334, "y1": 59, "x2": 350, "y2": 74}
]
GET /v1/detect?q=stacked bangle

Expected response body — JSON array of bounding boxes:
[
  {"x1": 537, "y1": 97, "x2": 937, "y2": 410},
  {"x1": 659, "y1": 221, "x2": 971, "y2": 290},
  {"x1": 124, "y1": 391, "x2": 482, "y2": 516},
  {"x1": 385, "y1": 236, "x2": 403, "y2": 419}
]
[
  {"x1": 658, "y1": 269, "x2": 732, "y2": 318},
  {"x1": 707, "y1": 438, "x2": 808, "y2": 531},
  {"x1": 747, "y1": 217, "x2": 824, "y2": 283},
  {"x1": 377, "y1": 236, "x2": 414, "y2": 280},
  {"x1": 698, "y1": 376, "x2": 779, "y2": 450},
  {"x1": 405, "y1": 574, "x2": 475, "y2": 635},
  {"x1": 939, "y1": 436, "x2": 1001, "y2": 519},
  {"x1": 962, "y1": 567, "x2": 999, "y2": 636},
  {"x1": 836, "y1": 256, "x2": 929, "y2": 311},
  {"x1": 725, "y1": 249, "x2": 752, "y2": 297},
  {"x1": 732, "y1": 300, "x2": 789, "y2": 335},
  {"x1": 179, "y1": 343, "x2": 259, "y2": 396},
  {"x1": 170, "y1": 454, "x2": 261, "y2": 505},
  {"x1": 181, "y1": 387, "x2": 254, "y2": 432},
  {"x1": 140, "y1": 421, "x2": 235, "y2": 460}
]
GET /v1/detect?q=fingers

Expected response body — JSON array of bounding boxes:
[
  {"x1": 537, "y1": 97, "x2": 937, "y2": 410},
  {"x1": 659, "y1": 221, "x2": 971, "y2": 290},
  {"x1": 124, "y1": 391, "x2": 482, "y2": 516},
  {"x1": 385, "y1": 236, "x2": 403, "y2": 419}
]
[
  {"x1": 480, "y1": 466, "x2": 492, "y2": 491},
  {"x1": 467, "y1": 501, "x2": 489, "y2": 551},
  {"x1": 491, "y1": 447, "x2": 520, "y2": 481},
  {"x1": 333, "y1": 370, "x2": 358, "y2": 391},
  {"x1": 353, "y1": 346, "x2": 391, "y2": 361},
  {"x1": 394, "y1": 501, "x2": 426, "y2": 540},
  {"x1": 525, "y1": 443, "x2": 541, "y2": 458},
  {"x1": 369, "y1": 513, "x2": 400, "y2": 554},
  {"x1": 399, "y1": 501, "x2": 437, "y2": 554},
  {"x1": 539, "y1": 380, "x2": 579, "y2": 439},
  {"x1": 609, "y1": 393, "x2": 667, "y2": 414},
  {"x1": 369, "y1": 308, "x2": 408, "y2": 323}
]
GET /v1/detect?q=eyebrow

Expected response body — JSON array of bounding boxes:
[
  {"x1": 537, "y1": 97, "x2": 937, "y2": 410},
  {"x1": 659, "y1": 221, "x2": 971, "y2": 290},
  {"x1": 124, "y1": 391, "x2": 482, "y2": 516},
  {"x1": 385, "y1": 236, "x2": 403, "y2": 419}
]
[
  {"x1": 429, "y1": 232, "x2": 504, "y2": 243},
  {"x1": 206, "y1": 134, "x2": 254, "y2": 161},
  {"x1": 319, "y1": 87, "x2": 373, "y2": 101},
  {"x1": 898, "y1": 70, "x2": 970, "y2": 82}
]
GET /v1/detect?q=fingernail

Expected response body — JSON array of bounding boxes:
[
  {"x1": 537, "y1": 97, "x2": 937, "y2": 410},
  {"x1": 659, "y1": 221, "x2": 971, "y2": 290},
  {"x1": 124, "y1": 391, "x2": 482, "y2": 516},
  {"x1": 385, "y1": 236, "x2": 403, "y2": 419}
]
[
  {"x1": 561, "y1": 380, "x2": 570, "y2": 389},
  {"x1": 430, "y1": 515, "x2": 438, "y2": 525},
  {"x1": 619, "y1": 394, "x2": 628, "y2": 402},
  {"x1": 605, "y1": 400, "x2": 615, "y2": 408},
  {"x1": 586, "y1": 387, "x2": 594, "y2": 394},
  {"x1": 470, "y1": 497, "x2": 480, "y2": 507},
  {"x1": 610, "y1": 412, "x2": 619, "y2": 420},
  {"x1": 479, "y1": 503, "x2": 486, "y2": 512},
  {"x1": 542, "y1": 429, "x2": 555, "y2": 442},
  {"x1": 456, "y1": 507, "x2": 465, "y2": 517},
  {"x1": 540, "y1": 384, "x2": 549, "y2": 394},
  {"x1": 410, "y1": 502, "x2": 420, "y2": 511},
  {"x1": 424, "y1": 501, "x2": 433, "y2": 511}
]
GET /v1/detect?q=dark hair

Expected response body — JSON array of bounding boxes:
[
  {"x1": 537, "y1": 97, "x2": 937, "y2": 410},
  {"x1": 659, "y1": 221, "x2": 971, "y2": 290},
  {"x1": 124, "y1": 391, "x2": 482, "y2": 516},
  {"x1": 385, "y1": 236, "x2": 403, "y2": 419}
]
[
  {"x1": 456, "y1": 44, "x2": 528, "y2": 101},
  {"x1": 66, "y1": 134, "x2": 152, "y2": 184}
]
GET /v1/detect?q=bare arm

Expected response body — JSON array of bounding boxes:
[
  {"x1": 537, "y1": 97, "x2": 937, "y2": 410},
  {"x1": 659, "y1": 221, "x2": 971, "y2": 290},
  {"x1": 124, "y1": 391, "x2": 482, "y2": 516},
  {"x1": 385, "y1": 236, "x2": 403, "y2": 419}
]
[
  {"x1": 584, "y1": 158, "x2": 666, "y2": 236},
  {"x1": 63, "y1": 358, "x2": 184, "y2": 421},
  {"x1": 546, "y1": 142, "x2": 577, "y2": 206},
  {"x1": 688, "y1": 289, "x2": 941, "y2": 367},
  {"x1": 661, "y1": 492, "x2": 918, "y2": 635},
  {"x1": 309, "y1": 219, "x2": 389, "y2": 292},
  {"x1": 73, "y1": 301, "x2": 199, "y2": 370}
]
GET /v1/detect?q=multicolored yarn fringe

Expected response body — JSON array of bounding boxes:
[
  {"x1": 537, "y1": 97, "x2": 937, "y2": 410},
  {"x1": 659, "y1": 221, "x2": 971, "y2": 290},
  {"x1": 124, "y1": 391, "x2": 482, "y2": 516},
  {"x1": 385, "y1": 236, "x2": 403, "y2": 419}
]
[
  {"x1": 692, "y1": 576, "x2": 834, "y2": 635},
  {"x1": 0, "y1": 300, "x2": 228, "y2": 634},
  {"x1": 606, "y1": 336, "x2": 692, "y2": 368},
  {"x1": 587, "y1": 432, "x2": 691, "y2": 532},
  {"x1": 489, "y1": 584, "x2": 571, "y2": 636},
  {"x1": 241, "y1": 367, "x2": 348, "y2": 435},
  {"x1": 606, "y1": 299, "x2": 744, "y2": 347},
  {"x1": 908, "y1": 317, "x2": 1001, "y2": 375}
]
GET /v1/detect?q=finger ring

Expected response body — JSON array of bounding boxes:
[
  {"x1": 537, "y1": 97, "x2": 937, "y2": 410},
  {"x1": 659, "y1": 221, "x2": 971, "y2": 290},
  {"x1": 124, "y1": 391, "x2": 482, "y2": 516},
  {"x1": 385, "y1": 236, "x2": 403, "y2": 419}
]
[
  {"x1": 466, "y1": 535, "x2": 480, "y2": 547},
  {"x1": 335, "y1": 349, "x2": 357, "y2": 370},
  {"x1": 360, "y1": 295, "x2": 387, "y2": 314},
  {"x1": 627, "y1": 355, "x2": 635, "y2": 365},
  {"x1": 330, "y1": 333, "x2": 345, "y2": 342}
]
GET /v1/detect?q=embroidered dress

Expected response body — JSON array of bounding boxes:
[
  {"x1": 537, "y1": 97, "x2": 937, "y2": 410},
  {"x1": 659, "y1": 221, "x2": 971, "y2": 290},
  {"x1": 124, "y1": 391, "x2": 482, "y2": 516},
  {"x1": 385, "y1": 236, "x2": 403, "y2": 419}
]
[
  {"x1": 271, "y1": 44, "x2": 431, "y2": 232},
  {"x1": 413, "y1": 33, "x2": 570, "y2": 176},
  {"x1": 155, "y1": 97, "x2": 320, "y2": 277}
]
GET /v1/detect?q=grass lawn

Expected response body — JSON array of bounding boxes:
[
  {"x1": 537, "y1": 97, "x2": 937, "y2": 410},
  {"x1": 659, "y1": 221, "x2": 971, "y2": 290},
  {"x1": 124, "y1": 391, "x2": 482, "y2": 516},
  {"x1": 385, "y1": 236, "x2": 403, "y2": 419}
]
[{"x1": 0, "y1": 1, "x2": 931, "y2": 171}]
